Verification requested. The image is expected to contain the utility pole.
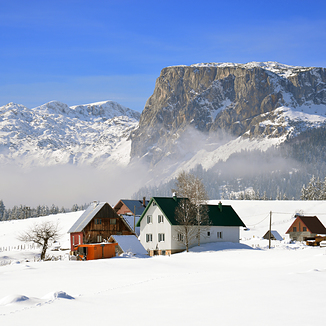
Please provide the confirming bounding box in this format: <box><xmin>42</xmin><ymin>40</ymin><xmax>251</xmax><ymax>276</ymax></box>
<box><xmin>269</xmin><ymin>211</ymin><xmax>272</xmax><ymax>249</ymax></box>
<box><xmin>133</xmin><ymin>206</ymin><xmax>136</xmax><ymax>233</ymax></box>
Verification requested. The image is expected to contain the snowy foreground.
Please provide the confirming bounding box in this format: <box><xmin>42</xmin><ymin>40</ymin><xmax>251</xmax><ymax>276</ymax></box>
<box><xmin>1</xmin><ymin>201</ymin><xmax>326</xmax><ymax>325</ymax></box>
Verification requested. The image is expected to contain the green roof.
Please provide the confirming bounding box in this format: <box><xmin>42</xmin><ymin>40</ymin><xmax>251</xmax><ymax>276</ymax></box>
<box><xmin>136</xmin><ymin>197</ymin><xmax>245</xmax><ymax>227</ymax></box>
<box><xmin>206</xmin><ymin>204</ymin><xmax>246</xmax><ymax>227</ymax></box>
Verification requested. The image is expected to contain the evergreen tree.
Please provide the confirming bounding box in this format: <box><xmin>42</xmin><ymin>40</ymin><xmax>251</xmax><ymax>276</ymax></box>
<box><xmin>0</xmin><ymin>200</ymin><xmax>5</xmax><ymax>220</ymax></box>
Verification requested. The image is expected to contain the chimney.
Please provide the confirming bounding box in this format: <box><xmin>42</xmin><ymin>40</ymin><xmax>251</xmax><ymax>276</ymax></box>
<box><xmin>173</xmin><ymin>192</ymin><xmax>177</xmax><ymax>201</ymax></box>
<box><xmin>143</xmin><ymin>197</ymin><xmax>146</xmax><ymax>207</ymax></box>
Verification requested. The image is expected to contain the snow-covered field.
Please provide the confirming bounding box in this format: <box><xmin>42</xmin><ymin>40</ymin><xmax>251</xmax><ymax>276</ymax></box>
<box><xmin>1</xmin><ymin>200</ymin><xmax>326</xmax><ymax>325</ymax></box>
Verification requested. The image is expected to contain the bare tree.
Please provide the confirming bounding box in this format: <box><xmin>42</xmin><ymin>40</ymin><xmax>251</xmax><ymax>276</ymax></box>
<box><xmin>174</xmin><ymin>198</ymin><xmax>197</xmax><ymax>252</ymax></box>
<box><xmin>174</xmin><ymin>171</ymin><xmax>210</xmax><ymax>246</ymax></box>
<box><xmin>18</xmin><ymin>221</ymin><xmax>61</xmax><ymax>260</ymax></box>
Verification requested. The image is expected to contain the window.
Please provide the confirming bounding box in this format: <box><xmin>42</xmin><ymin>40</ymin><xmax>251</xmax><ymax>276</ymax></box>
<box><xmin>158</xmin><ymin>233</ymin><xmax>165</xmax><ymax>242</ymax></box>
<box><xmin>207</xmin><ymin>231</ymin><xmax>211</xmax><ymax>237</ymax></box>
<box><xmin>97</xmin><ymin>235</ymin><xmax>102</xmax><ymax>242</ymax></box>
<box><xmin>303</xmin><ymin>227</ymin><xmax>307</xmax><ymax>232</ymax></box>
<box><xmin>293</xmin><ymin>227</ymin><xmax>297</xmax><ymax>232</ymax></box>
<box><xmin>147</xmin><ymin>215</ymin><xmax>152</xmax><ymax>224</ymax></box>
<box><xmin>110</xmin><ymin>219</ymin><xmax>116</xmax><ymax>225</ymax></box>
<box><xmin>95</xmin><ymin>218</ymin><xmax>102</xmax><ymax>225</ymax></box>
<box><xmin>158</xmin><ymin>215</ymin><xmax>164</xmax><ymax>223</ymax></box>
<box><xmin>146</xmin><ymin>234</ymin><xmax>153</xmax><ymax>242</ymax></box>
<box><xmin>217</xmin><ymin>232</ymin><xmax>223</xmax><ymax>239</ymax></box>
<box><xmin>177</xmin><ymin>233</ymin><xmax>184</xmax><ymax>242</ymax></box>
<box><xmin>78</xmin><ymin>235</ymin><xmax>81</xmax><ymax>244</ymax></box>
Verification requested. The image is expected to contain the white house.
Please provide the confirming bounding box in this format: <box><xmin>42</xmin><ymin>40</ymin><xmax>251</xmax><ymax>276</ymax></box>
<box><xmin>136</xmin><ymin>196</ymin><xmax>246</xmax><ymax>256</ymax></box>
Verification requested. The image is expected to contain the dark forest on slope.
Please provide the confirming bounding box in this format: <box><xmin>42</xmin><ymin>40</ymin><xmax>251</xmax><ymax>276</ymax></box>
<box><xmin>133</xmin><ymin>127</ymin><xmax>326</xmax><ymax>200</ymax></box>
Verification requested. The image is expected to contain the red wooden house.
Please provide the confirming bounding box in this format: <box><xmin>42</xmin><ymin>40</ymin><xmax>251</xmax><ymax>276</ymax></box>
<box><xmin>68</xmin><ymin>201</ymin><xmax>135</xmax><ymax>252</ymax></box>
<box><xmin>286</xmin><ymin>215</ymin><xmax>326</xmax><ymax>241</ymax></box>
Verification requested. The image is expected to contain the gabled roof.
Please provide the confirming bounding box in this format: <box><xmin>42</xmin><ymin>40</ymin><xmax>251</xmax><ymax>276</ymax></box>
<box><xmin>114</xmin><ymin>199</ymin><xmax>149</xmax><ymax>216</ymax></box>
<box><xmin>206</xmin><ymin>204</ymin><xmax>246</xmax><ymax>227</ymax></box>
<box><xmin>68</xmin><ymin>201</ymin><xmax>106</xmax><ymax>233</ymax></box>
<box><xmin>286</xmin><ymin>216</ymin><xmax>326</xmax><ymax>234</ymax></box>
<box><xmin>136</xmin><ymin>197</ymin><xmax>245</xmax><ymax>227</ymax></box>
<box><xmin>263</xmin><ymin>230</ymin><xmax>283</xmax><ymax>241</ymax></box>
<box><xmin>108</xmin><ymin>235</ymin><xmax>147</xmax><ymax>255</ymax></box>
<box><xmin>121</xmin><ymin>215</ymin><xmax>140</xmax><ymax>235</ymax></box>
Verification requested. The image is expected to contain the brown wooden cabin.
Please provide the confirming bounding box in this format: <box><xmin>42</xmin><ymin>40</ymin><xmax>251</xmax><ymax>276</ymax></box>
<box><xmin>68</xmin><ymin>201</ymin><xmax>135</xmax><ymax>252</ymax></box>
<box><xmin>286</xmin><ymin>215</ymin><xmax>326</xmax><ymax>242</ymax></box>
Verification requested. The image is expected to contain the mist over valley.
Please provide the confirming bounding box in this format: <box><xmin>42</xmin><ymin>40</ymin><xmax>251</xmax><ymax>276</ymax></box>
<box><xmin>1</xmin><ymin>61</ymin><xmax>326</xmax><ymax>207</ymax></box>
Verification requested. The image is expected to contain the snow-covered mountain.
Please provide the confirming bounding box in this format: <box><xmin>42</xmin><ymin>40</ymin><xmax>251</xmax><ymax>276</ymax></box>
<box><xmin>2</xmin><ymin>61</ymin><xmax>326</xmax><ymax>185</ymax></box>
<box><xmin>0</xmin><ymin>100</ymin><xmax>140</xmax><ymax>167</ymax></box>
<box><xmin>130</xmin><ymin>61</ymin><xmax>326</xmax><ymax>177</ymax></box>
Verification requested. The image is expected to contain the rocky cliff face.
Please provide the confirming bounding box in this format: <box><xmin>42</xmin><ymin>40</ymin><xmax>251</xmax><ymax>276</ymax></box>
<box><xmin>130</xmin><ymin>62</ymin><xmax>326</xmax><ymax>167</ymax></box>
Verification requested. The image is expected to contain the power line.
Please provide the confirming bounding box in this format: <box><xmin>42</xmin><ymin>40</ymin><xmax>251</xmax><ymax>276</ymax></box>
<box><xmin>246</xmin><ymin>213</ymin><xmax>270</xmax><ymax>227</ymax></box>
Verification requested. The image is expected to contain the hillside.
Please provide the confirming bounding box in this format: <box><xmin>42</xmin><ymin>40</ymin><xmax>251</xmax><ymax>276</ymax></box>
<box><xmin>1</xmin><ymin>200</ymin><xmax>326</xmax><ymax>326</ymax></box>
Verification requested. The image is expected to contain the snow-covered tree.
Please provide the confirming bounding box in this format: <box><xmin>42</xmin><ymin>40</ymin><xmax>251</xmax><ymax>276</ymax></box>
<box><xmin>301</xmin><ymin>175</ymin><xmax>323</xmax><ymax>200</ymax></box>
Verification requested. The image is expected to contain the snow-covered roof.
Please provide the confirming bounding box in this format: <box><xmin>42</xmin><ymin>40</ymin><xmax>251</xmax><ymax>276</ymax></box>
<box><xmin>263</xmin><ymin>230</ymin><xmax>283</xmax><ymax>241</ymax></box>
<box><xmin>270</xmin><ymin>230</ymin><xmax>283</xmax><ymax>241</ymax></box>
<box><xmin>67</xmin><ymin>202</ymin><xmax>106</xmax><ymax>233</ymax></box>
<box><xmin>121</xmin><ymin>215</ymin><xmax>140</xmax><ymax>235</ymax></box>
<box><xmin>109</xmin><ymin>235</ymin><xmax>147</xmax><ymax>255</ymax></box>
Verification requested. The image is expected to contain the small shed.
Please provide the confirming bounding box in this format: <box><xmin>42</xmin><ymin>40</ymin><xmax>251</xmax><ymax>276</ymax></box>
<box><xmin>263</xmin><ymin>230</ymin><xmax>283</xmax><ymax>241</ymax></box>
<box><xmin>108</xmin><ymin>235</ymin><xmax>148</xmax><ymax>256</ymax></box>
<box><xmin>74</xmin><ymin>243</ymin><xmax>117</xmax><ymax>261</ymax></box>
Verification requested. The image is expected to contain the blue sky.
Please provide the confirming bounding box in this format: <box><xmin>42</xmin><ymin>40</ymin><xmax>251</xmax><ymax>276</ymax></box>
<box><xmin>1</xmin><ymin>0</ymin><xmax>326</xmax><ymax>112</ymax></box>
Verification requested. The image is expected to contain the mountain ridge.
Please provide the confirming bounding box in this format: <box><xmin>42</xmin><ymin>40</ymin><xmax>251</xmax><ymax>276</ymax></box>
<box><xmin>1</xmin><ymin>61</ymin><xmax>326</xmax><ymax>190</ymax></box>
<box><xmin>130</xmin><ymin>61</ymin><xmax>326</xmax><ymax>173</ymax></box>
<box><xmin>0</xmin><ymin>100</ymin><xmax>140</xmax><ymax>167</ymax></box>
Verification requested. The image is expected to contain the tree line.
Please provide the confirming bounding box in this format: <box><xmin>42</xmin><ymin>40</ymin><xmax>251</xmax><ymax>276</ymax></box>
<box><xmin>0</xmin><ymin>201</ymin><xmax>89</xmax><ymax>221</ymax></box>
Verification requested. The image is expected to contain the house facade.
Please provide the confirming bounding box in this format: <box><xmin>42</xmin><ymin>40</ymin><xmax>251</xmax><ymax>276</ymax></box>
<box><xmin>136</xmin><ymin>196</ymin><xmax>246</xmax><ymax>256</ymax></box>
<box><xmin>68</xmin><ymin>201</ymin><xmax>135</xmax><ymax>251</ymax></box>
<box><xmin>286</xmin><ymin>215</ymin><xmax>326</xmax><ymax>241</ymax></box>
